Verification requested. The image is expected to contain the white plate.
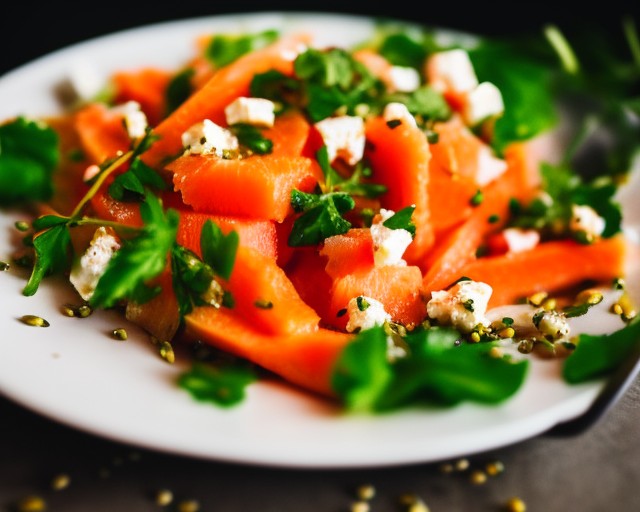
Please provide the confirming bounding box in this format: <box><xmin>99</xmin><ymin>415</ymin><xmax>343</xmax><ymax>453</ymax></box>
<box><xmin>0</xmin><ymin>12</ymin><xmax>638</xmax><ymax>469</ymax></box>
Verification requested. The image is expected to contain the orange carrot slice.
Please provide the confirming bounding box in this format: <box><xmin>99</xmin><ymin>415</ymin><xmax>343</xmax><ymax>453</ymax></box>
<box><xmin>141</xmin><ymin>32</ymin><xmax>311</xmax><ymax>168</ymax></box>
<box><xmin>167</xmin><ymin>154</ymin><xmax>320</xmax><ymax>222</ymax></box>
<box><xmin>364</xmin><ymin>115</ymin><xmax>433</xmax><ymax>265</ymax></box>
<box><xmin>320</xmin><ymin>228</ymin><xmax>374</xmax><ymax>279</ymax></box>
<box><xmin>422</xmin><ymin>141</ymin><xmax>538</xmax><ymax>294</ymax></box>
<box><xmin>458</xmin><ymin>236</ymin><xmax>628</xmax><ymax>307</ymax></box>
<box><xmin>112</xmin><ymin>67</ymin><xmax>173</xmax><ymax>127</ymax></box>
<box><xmin>74</xmin><ymin>103</ymin><xmax>130</xmax><ymax>164</ymax></box>
<box><xmin>223</xmin><ymin>246</ymin><xmax>321</xmax><ymax>335</ymax></box>
<box><xmin>185</xmin><ymin>305</ymin><xmax>352</xmax><ymax>396</ymax></box>
<box><xmin>90</xmin><ymin>189</ymin><xmax>278</xmax><ymax>259</ymax></box>
<box><xmin>327</xmin><ymin>265</ymin><xmax>426</xmax><ymax>330</ymax></box>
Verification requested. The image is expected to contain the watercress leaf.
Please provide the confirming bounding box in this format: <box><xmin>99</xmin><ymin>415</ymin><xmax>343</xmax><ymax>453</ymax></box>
<box><xmin>165</xmin><ymin>67</ymin><xmax>195</xmax><ymax>116</ymax></box>
<box><xmin>23</xmin><ymin>223</ymin><xmax>71</xmax><ymax>296</ymax></box>
<box><xmin>332</xmin><ymin>325</ymin><xmax>529</xmax><ymax>412</ymax></box>
<box><xmin>171</xmin><ymin>244</ymin><xmax>215</xmax><ymax>317</ymax></box>
<box><xmin>32</xmin><ymin>214</ymin><xmax>69</xmax><ymax>231</ymax></box>
<box><xmin>387</xmin><ymin>86</ymin><xmax>452</xmax><ymax>122</ymax></box>
<box><xmin>0</xmin><ymin>117</ymin><xmax>59</xmax><ymax>205</ymax></box>
<box><xmin>109</xmin><ymin>158</ymin><xmax>166</xmax><ymax>201</ymax></box>
<box><xmin>378</xmin><ymin>331</ymin><xmax>528</xmax><ymax>410</ymax></box>
<box><xmin>178</xmin><ymin>361</ymin><xmax>257</xmax><ymax>407</ymax></box>
<box><xmin>288</xmin><ymin>192</ymin><xmax>354</xmax><ymax>247</ymax></box>
<box><xmin>469</xmin><ymin>40</ymin><xmax>558</xmax><ymax>154</ymax></box>
<box><xmin>377</xmin><ymin>32</ymin><xmax>430</xmax><ymax>69</ymax></box>
<box><xmin>230</xmin><ymin>123</ymin><xmax>273</xmax><ymax>155</ymax></box>
<box><xmin>249</xmin><ymin>69</ymin><xmax>301</xmax><ymax>106</ymax></box>
<box><xmin>205</xmin><ymin>29</ymin><xmax>279</xmax><ymax>68</ymax></box>
<box><xmin>382</xmin><ymin>205</ymin><xmax>416</xmax><ymax>237</ymax></box>
<box><xmin>331</xmin><ymin>326</ymin><xmax>393</xmax><ymax>412</ymax></box>
<box><xmin>90</xmin><ymin>192</ymin><xmax>178</xmax><ymax>308</ymax></box>
<box><xmin>563</xmin><ymin>318</ymin><xmax>640</xmax><ymax>384</ymax></box>
<box><xmin>200</xmin><ymin>219</ymin><xmax>239</xmax><ymax>280</ymax></box>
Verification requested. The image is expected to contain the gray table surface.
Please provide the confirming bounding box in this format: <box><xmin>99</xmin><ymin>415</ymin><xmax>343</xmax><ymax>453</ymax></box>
<box><xmin>1</xmin><ymin>375</ymin><xmax>639</xmax><ymax>512</ymax></box>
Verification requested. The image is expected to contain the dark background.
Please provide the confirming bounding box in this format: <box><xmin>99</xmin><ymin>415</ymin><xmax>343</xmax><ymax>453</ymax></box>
<box><xmin>0</xmin><ymin>2</ymin><xmax>635</xmax><ymax>76</ymax></box>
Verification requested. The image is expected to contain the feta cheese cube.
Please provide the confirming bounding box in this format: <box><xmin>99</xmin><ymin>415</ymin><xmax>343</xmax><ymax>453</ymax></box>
<box><xmin>346</xmin><ymin>295</ymin><xmax>391</xmax><ymax>333</ymax></box>
<box><xmin>570</xmin><ymin>204</ymin><xmax>605</xmax><ymax>239</ymax></box>
<box><xmin>69</xmin><ymin>227</ymin><xmax>120</xmax><ymax>301</ymax></box>
<box><xmin>370</xmin><ymin>208</ymin><xmax>413</xmax><ymax>267</ymax></box>
<box><xmin>387</xmin><ymin>65</ymin><xmax>421</xmax><ymax>93</ymax></box>
<box><xmin>476</xmin><ymin>145</ymin><xmax>508</xmax><ymax>186</ymax></box>
<box><xmin>224</xmin><ymin>97</ymin><xmax>276</xmax><ymax>127</ymax></box>
<box><xmin>314</xmin><ymin>115</ymin><xmax>365</xmax><ymax>165</ymax></box>
<box><xmin>383</xmin><ymin>102</ymin><xmax>417</xmax><ymax>127</ymax></box>
<box><xmin>111</xmin><ymin>101</ymin><xmax>148</xmax><ymax>140</ymax></box>
<box><xmin>533</xmin><ymin>309</ymin><xmax>571</xmax><ymax>340</ymax></box>
<box><xmin>502</xmin><ymin>228</ymin><xmax>540</xmax><ymax>253</ymax></box>
<box><xmin>426</xmin><ymin>280</ymin><xmax>493</xmax><ymax>333</ymax></box>
<box><xmin>181</xmin><ymin>119</ymin><xmax>239</xmax><ymax>157</ymax></box>
<box><xmin>426</xmin><ymin>49</ymin><xmax>478</xmax><ymax>95</ymax></box>
<box><xmin>461</xmin><ymin>81</ymin><xmax>504</xmax><ymax>126</ymax></box>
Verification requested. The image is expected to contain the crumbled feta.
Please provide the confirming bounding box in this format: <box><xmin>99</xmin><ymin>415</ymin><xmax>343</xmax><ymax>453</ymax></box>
<box><xmin>461</xmin><ymin>81</ymin><xmax>504</xmax><ymax>126</ymax></box>
<box><xmin>314</xmin><ymin>115</ymin><xmax>365</xmax><ymax>165</ymax></box>
<box><xmin>387</xmin><ymin>66</ymin><xmax>421</xmax><ymax>93</ymax></box>
<box><xmin>475</xmin><ymin>145</ymin><xmax>508</xmax><ymax>186</ymax></box>
<box><xmin>82</xmin><ymin>164</ymin><xmax>100</xmax><ymax>183</ymax></box>
<box><xmin>370</xmin><ymin>209</ymin><xmax>413</xmax><ymax>267</ymax></box>
<box><xmin>426</xmin><ymin>49</ymin><xmax>478</xmax><ymax>94</ymax></box>
<box><xmin>69</xmin><ymin>227</ymin><xmax>120</xmax><ymax>301</ymax></box>
<box><xmin>427</xmin><ymin>280</ymin><xmax>493</xmax><ymax>333</ymax></box>
<box><xmin>533</xmin><ymin>309</ymin><xmax>571</xmax><ymax>341</ymax></box>
<box><xmin>502</xmin><ymin>228</ymin><xmax>540</xmax><ymax>254</ymax></box>
<box><xmin>346</xmin><ymin>295</ymin><xmax>391</xmax><ymax>333</ymax></box>
<box><xmin>383</xmin><ymin>102</ymin><xmax>417</xmax><ymax>127</ymax></box>
<box><xmin>224</xmin><ymin>97</ymin><xmax>276</xmax><ymax>127</ymax></box>
<box><xmin>181</xmin><ymin>119</ymin><xmax>239</xmax><ymax>157</ymax></box>
<box><xmin>111</xmin><ymin>101</ymin><xmax>148</xmax><ymax>140</ymax></box>
<box><xmin>570</xmin><ymin>204</ymin><xmax>605</xmax><ymax>239</ymax></box>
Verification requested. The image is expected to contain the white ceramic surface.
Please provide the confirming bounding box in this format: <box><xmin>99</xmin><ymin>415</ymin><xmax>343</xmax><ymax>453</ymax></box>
<box><xmin>0</xmin><ymin>12</ymin><xmax>638</xmax><ymax>469</ymax></box>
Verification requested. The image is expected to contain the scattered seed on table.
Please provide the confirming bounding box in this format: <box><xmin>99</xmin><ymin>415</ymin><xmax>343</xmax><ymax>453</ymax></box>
<box><xmin>356</xmin><ymin>484</ymin><xmax>376</xmax><ymax>501</ymax></box>
<box><xmin>486</xmin><ymin>460</ymin><xmax>505</xmax><ymax>476</ymax></box>
<box><xmin>16</xmin><ymin>495</ymin><xmax>46</xmax><ymax>512</ymax></box>
<box><xmin>469</xmin><ymin>469</ymin><xmax>487</xmax><ymax>485</ymax></box>
<box><xmin>505</xmin><ymin>496</ymin><xmax>527</xmax><ymax>512</ymax></box>
<box><xmin>51</xmin><ymin>473</ymin><xmax>70</xmax><ymax>490</ymax></box>
<box><xmin>155</xmin><ymin>489</ymin><xmax>174</xmax><ymax>506</ymax></box>
<box><xmin>20</xmin><ymin>315</ymin><xmax>50</xmax><ymax>327</ymax></box>
<box><xmin>455</xmin><ymin>458</ymin><xmax>470</xmax><ymax>471</ymax></box>
<box><xmin>351</xmin><ymin>501</ymin><xmax>370</xmax><ymax>512</ymax></box>
<box><xmin>177</xmin><ymin>499</ymin><xmax>200</xmax><ymax>512</ymax></box>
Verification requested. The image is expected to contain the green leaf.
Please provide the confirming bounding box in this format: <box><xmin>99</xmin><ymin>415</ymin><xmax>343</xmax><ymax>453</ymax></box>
<box><xmin>386</xmin><ymin>86</ymin><xmax>452</xmax><ymax>123</ymax></box>
<box><xmin>0</xmin><ymin>117</ymin><xmax>59</xmax><ymax>205</ymax></box>
<box><xmin>377</xmin><ymin>32</ymin><xmax>431</xmax><ymax>69</ymax></box>
<box><xmin>23</xmin><ymin>223</ymin><xmax>71</xmax><ymax>296</ymax></box>
<box><xmin>230</xmin><ymin>123</ymin><xmax>273</xmax><ymax>155</ymax></box>
<box><xmin>205</xmin><ymin>30</ymin><xmax>279</xmax><ymax>68</ymax></box>
<box><xmin>165</xmin><ymin>67</ymin><xmax>195</xmax><ymax>116</ymax></box>
<box><xmin>108</xmin><ymin>158</ymin><xmax>166</xmax><ymax>201</ymax></box>
<box><xmin>563</xmin><ymin>318</ymin><xmax>640</xmax><ymax>384</ymax></box>
<box><xmin>469</xmin><ymin>40</ymin><xmax>558</xmax><ymax>153</ymax></box>
<box><xmin>90</xmin><ymin>192</ymin><xmax>178</xmax><ymax>309</ymax></box>
<box><xmin>170</xmin><ymin>245</ymin><xmax>216</xmax><ymax>317</ymax></box>
<box><xmin>178</xmin><ymin>361</ymin><xmax>257</xmax><ymax>407</ymax></box>
<box><xmin>331</xmin><ymin>327</ymin><xmax>394</xmax><ymax>412</ymax></box>
<box><xmin>382</xmin><ymin>205</ymin><xmax>416</xmax><ymax>238</ymax></box>
<box><xmin>200</xmin><ymin>219</ymin><xmax>239</xmax><ymax>280</ymax></box>
<box><xmin>288</xmin><ymin>190</ymin><xmax>354</xmax><ymax>246</ymax></box>
<box><xmin>332</xmin><ymin>326</ymin><xmax>529</xmax><ymax>412</ymax></box>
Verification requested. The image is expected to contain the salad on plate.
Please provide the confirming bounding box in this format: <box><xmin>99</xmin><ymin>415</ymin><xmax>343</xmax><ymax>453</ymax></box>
<box><xmin>1</xmin><ymin>16</ymin><xmax>639</xmax><ymax>416</ymax></box>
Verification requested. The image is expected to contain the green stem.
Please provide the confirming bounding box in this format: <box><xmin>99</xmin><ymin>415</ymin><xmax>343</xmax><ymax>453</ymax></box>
<box><xmin>544</xmin><ymin>24</ymin><xmax>580</xmax><ymax>75</ymax></box>
<box><xmin>71</xmin><ymin>217</ymin><xmax>140</xmax><ymax>233</ymax></box>
<box><xmin>70</xmin><ymin>150</ymin><xmax>133</xmax><ymax>219</ymax></box>
<box><xmin>623</xmin><ymin>16</ymin><xmax>640</xmax><ymax>67</ymax></box>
